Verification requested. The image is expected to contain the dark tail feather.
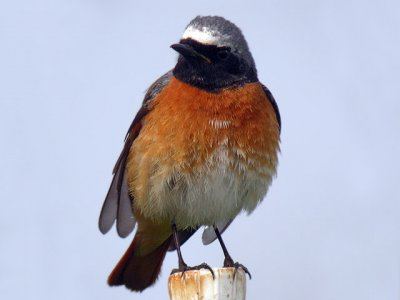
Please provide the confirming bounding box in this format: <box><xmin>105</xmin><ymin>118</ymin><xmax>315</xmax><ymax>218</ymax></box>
<box><xmin>108</xmin><ymin>235</ymin><xmax>172</xmax><ymax>292</ymax></box>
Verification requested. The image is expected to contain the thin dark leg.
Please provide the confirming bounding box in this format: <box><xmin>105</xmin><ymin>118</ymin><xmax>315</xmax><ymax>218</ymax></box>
<box><xmin>214</xmin><ymin>226</ymin><xmax>252</xmax><ymax>279</ymax></box>
<box><xmin>172</xmin><ymin>223</ymin><xmax>187</xmax><ymax>269</ymax></box>
<box><xmin>170</xmin><ymin>223</ymin><xmax>215</xmax><ymax>278</ymax></box>
<box><xmin>214</xmin><ymin>227</ymin><xmax>234</xmax><ymax>263</ymax></box>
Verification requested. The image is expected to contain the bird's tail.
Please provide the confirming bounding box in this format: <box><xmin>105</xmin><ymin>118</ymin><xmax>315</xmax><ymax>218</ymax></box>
<box><xmin>108</xmin><ymin>222</ymin><xmax>172</xmax><ymax>292</ymax></box>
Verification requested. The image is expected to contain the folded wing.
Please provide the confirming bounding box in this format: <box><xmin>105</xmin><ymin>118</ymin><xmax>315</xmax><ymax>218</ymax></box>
<box><xmin>98</xmin><ymin>71</ymin><xmax>173</xmax><ymax>237</ymax></box>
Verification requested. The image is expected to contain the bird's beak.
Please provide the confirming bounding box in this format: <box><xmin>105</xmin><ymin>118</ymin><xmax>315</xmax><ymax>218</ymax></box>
<box><xmin>170</xmin><ymin>43</ymin><xmax>211</xmax><ymax>64</ymax></box>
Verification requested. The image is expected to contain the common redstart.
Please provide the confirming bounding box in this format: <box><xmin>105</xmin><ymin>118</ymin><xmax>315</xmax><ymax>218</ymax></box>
<box><xmin>99</xmin><ymin>15</ymin><xmax>281</xmax><ymax>292</ymax></box>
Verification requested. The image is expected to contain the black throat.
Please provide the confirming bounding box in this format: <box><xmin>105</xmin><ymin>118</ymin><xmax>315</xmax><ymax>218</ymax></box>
<box><xmin>172</xmin><ymin>39</ymin><xmax>258</xmax><ymax>92</ymax></box>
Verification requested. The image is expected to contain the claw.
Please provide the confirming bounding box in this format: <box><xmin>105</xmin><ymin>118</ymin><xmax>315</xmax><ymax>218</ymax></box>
<box><xmin>224</xmin><ymin>257</ymin><xmax>252</xmax><ymax>279</ymax></box>
<box><xmin>232</xmin><ymin>262</ymin><xmax>252</xmax><ymax>279</ymax></box>
<box><xmin>171</xmin><ymin>263</ymin><xmax>215</xmax><ymax>279</ymax></box>
<box><xmin>194</xmin><ymin>263</ymin><xmax>215</xmax><ymax>279</ymax></box>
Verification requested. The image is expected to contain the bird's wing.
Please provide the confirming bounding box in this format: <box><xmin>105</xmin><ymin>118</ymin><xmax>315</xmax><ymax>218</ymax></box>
<box><xmin>201</xmin><ymin>83</ymin><xmax>281</xmax><ymax>245</ymax></box>
<box><xmin>168</xmin><ymin>226</ymin><xmax>199</xmax><ymax>251</ymax></box>
<box><xmin>261</xmin><ymin>83</ymin><xmax>281</xmax><ymax>132</ymax></box>
<box><xmin>202</xmin><ymin>219</ymin><xmax>233</xmax><ymax>245</ymax></box>
<box><xmin>98</xmin><ymin>71</ymin><xmax>173</xmax><ymax>238</ymax></box>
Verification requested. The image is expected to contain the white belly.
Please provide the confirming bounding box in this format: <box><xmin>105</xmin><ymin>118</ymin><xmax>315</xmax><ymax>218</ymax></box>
<box><xmin>139</xmin><ymin>145</ymin><xmax>275</xmax><ymax>229</ymax></box>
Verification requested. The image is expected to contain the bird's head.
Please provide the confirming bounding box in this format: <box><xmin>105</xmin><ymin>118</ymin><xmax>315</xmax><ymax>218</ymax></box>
<box><xmin>171</xmin><ymin>16</ymin><xmax>258</xmax><ymax>92</ymax></box>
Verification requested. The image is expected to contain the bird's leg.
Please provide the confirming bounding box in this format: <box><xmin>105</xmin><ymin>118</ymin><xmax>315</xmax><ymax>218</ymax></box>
<box><xmin>214</xmin><ymin>226</ymin><xmax>252</xmax><ymax>279</ymax></box>
<box><xmin>170</xmin><ymin>223</ymin><xmax>214</xmax><ymax>278</ymax></box>
<box><xmin>171</xmin><ymin>223</ymin><xmax>188</xmax><ymax>271</ymax></box>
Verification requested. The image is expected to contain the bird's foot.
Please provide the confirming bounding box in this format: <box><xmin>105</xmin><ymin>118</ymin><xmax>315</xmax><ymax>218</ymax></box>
<box><xmin>171</xmin><ymin>262</ymin><xmax>215</xmax><ymax>279</ymax></box>
<box><xmin>224</xmin><ymin>257</ymin><xmax>252</xmax><ymax>279</ymax></box>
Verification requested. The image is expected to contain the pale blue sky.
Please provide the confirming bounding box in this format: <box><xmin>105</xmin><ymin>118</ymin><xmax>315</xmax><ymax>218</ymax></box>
<box><xmin>1</xmin><ymin>1</ymin><xmax>399</xmax><ymax>299</ymax></box>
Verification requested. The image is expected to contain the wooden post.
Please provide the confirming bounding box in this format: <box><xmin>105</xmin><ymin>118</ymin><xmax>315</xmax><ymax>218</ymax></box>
<box><xmin>168</xmin><ymin>267</ymin><xmax>246</xmax><ymax>300</ymax></box>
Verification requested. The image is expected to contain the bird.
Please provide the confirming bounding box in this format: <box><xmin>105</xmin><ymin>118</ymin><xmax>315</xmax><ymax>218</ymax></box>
<box><xmin>99</xmin><ymin>15</ymin><xmax>281</xmax><ymax>292</ymax></box>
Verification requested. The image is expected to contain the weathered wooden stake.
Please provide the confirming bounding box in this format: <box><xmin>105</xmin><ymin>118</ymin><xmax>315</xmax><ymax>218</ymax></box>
<box><xmin>168</xmin><ymin>267</ymin><xmax>246</xmax><ymax>300</ymax></box>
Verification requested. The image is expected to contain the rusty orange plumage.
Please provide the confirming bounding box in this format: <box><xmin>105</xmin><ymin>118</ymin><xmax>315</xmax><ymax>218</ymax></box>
<box><xmin>127</xmin><ymin>78</ymin><xmax>280</xmax><ymax>227</ymax></box>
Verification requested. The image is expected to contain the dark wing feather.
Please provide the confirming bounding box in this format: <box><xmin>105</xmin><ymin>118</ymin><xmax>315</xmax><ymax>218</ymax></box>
<box><xmin>116</xmin><ymin>170</ymin><xmax>135</xmax><ymax>237</ymax></box>
<box><xmin>261</xmin><ymin>84</ymin><xmax>281</xmax><ymax>132</ymax></box>
<box><xmin>99</xmin><ymin>71</ymin><xmax>173</xmax><ymax>237</ymax></box>
<box><xmin>98</xmin><ymin>107</ymin><xmax>146</xmax><ymax>237</ymax></box>
<box><xmin>202</xmin><ymin>219</ymin><xmax>233</xmax><ymax>245</ymax></box>
<box><xmin>98</xmin><ymin>163</ymin><xmax>120</xmax><ymax>234</ymax></box>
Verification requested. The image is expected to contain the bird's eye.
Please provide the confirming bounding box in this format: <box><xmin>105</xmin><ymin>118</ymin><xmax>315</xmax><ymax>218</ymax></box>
<box><xmin>217</xmin><ymin>48</ymin><xmax>230</xmax><ymax>60</ymax></box>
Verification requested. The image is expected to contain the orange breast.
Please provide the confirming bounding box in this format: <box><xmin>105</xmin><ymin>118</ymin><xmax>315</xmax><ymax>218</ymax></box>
<box><xmin>126</xmin><ymin>77</ymin><xmax>280</xmax><ymax>218</ymax></box>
